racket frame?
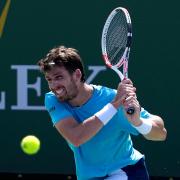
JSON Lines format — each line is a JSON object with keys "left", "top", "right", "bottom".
{"left": 101, "top": 7, "right": 135, "bottom": 115}
{"left": 101, "top": 7, "right": 132, "bottom": 81}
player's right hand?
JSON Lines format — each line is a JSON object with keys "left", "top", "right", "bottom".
{"left": 111, "top": 78, "right": 136, "bottom": 109}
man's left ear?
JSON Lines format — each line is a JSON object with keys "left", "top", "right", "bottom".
{"left": 74, "top": 69, "right": 82, "bottom": 81}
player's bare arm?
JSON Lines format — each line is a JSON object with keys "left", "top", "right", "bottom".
{"left": 54, "top": 116, "right": 103, "bottom": 147}
{"left": 142, "top": 115, "right": 167, "bottom": 141}
{"left": 114, "top": 78, "right": 167, "bottom": 141}
{"left": 54, "top": 80, "right": 136, "bottom": 147}
{"left": 122, "top": 91, "right": 167, "bottom": 141}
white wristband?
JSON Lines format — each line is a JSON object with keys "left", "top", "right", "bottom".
{"left": 95, "top": 103, "right": 117, "bottom": 125}
{"left": 133, "top": 118, "right": 152, "bottom": 135}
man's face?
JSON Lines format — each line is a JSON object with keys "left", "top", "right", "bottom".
{"left": 45, "top": 66, "right": 79, "bottom": 102}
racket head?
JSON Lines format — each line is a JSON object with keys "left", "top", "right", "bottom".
{"left": 101, "top": 7, "right": 132, "bottom": 69}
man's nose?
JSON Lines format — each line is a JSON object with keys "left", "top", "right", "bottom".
{"left": 50, "top": 81, "right": 60, "bottom": 90}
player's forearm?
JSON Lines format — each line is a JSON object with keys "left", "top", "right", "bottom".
{"left": 56, "top": 103, "right": 117, "bottom": 146}
{"left": 57, "top": 103, "right": 117, "bottom": 147}
{"left": 71, "top": 103, "right": 117, "bottom": 146}
{"left": 71, "top": 116, "right": 104, "bottom": 147}
{"left": 143, "top": 116, "right": 167, "bottom": 141}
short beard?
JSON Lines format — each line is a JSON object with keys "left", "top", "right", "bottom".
{"left": 59, "top": 79, "right": 78, "bottom": 102}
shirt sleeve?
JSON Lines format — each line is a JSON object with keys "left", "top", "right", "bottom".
{"left": 140, "top": 107, "right": 152, "bottom": 119}
{"left": 45, "top": 93, "right": 72, "bottom": 125}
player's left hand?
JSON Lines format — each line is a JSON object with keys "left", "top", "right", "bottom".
{"left": 123, "top": 93, "right": 142, "bottom": 126}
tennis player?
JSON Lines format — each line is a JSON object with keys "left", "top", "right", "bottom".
{"left": 37, "top": 45, "right": 167, "bottom": 180}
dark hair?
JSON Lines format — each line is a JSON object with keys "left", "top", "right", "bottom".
{"left": 37, "top": 45, "right": 86, "bottom": 82}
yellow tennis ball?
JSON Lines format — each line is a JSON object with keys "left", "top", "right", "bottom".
{"left": 20, "top": 135, "right": 40, "bottom": 155}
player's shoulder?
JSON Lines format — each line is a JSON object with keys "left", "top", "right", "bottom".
{"left": 44, "top": 91, "right": 68, "bottom": 111}
{"left": 91, "top": 84, "right": 116, "bottom": 96}
{"left": 45, "top": 91, "right": 56, "bottom": 99}
{"left": 45, "top": 91, "right": 58, "bottom": 105}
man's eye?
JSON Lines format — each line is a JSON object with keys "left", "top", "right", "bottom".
{"left": 56, "top": 76, "right": 63, "bottom": 79}
{"left": 46, "top": 79, "right": 51, "bottom": 82}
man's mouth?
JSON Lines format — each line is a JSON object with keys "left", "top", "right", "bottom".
{"left": 55, "top": 88, "right": 64, "bottom": 96}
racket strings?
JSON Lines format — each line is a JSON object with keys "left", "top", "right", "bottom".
{"left": 106, "top": 11, "right": 128, "bottom": 66}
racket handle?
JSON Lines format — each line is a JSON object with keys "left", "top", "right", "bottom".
{"left": 127, "top": 107, "right": 135, "bottom": 115}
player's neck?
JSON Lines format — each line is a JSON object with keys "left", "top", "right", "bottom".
{"left": 68, "top": 83, "right": 93, "bottom": 107}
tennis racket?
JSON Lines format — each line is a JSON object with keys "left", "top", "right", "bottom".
{"left": 101, "top": 7, "right": 134, "bottom": 115}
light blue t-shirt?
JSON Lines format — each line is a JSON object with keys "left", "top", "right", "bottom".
{"left": 45, "top": 85, "right": 152, "bottom": 180}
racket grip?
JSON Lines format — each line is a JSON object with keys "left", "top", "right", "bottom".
{"left": 127, "top": 107, "right": 135, "bottom": 115}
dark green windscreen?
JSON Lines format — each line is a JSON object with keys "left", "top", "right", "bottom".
{"left": 0, "top": 0, "right": 179, "bottom": 177}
